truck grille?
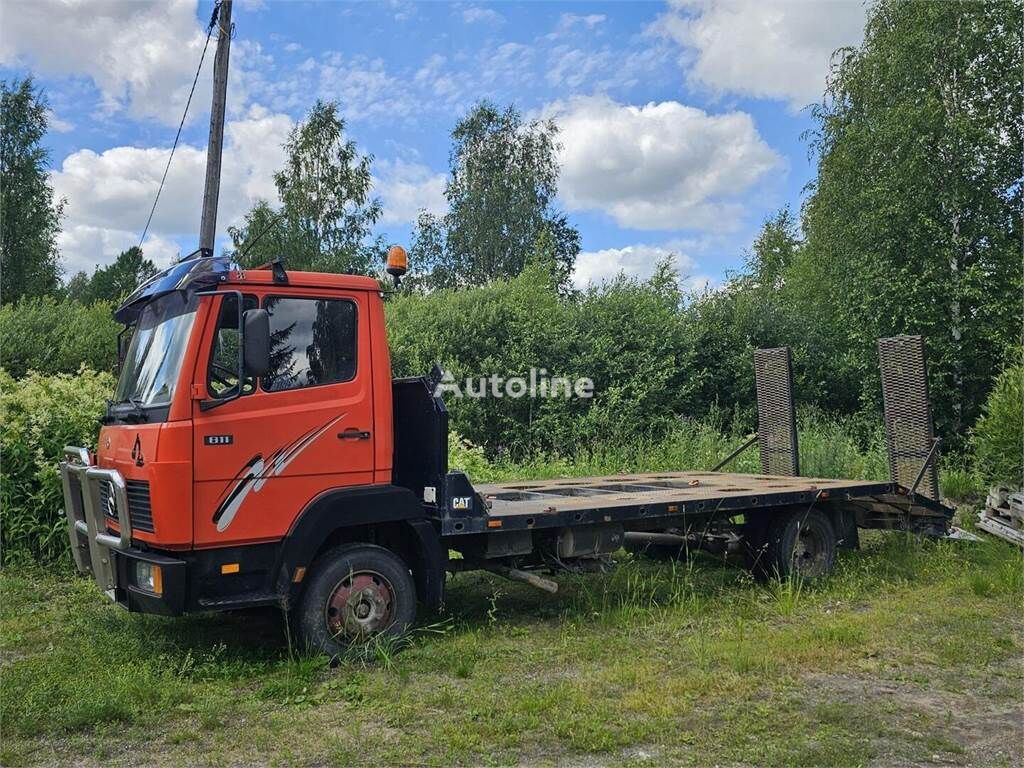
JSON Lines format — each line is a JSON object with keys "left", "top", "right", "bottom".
{"left": 126, "top": 481, "right": 155, "bottom": 532}
{"left": 100, "top": 480, "right": 155, "bottom": 533}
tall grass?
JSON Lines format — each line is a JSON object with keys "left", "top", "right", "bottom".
{"left": 451, "top": 412, "right": 887, "bottom": 484}
{"left": 796, "top": 412, "right": 887, "bottom": 480}
{"left": 566, "top": 558, "right": 707, "bottom": 626}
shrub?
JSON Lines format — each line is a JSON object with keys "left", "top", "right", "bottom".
{"left": 0, "top": 297, "right": 119, "bottom": 378}
{"left": 939, "top": 464, "right": 984, "bottom": 503}
{"left": 797, "top": 410, "right": 887, "bottom": 481}
{"left": 0, "top": 367, "right": 115, "bottom": 564}
{"left": 971, "top": 356, "right": 1024, "bottom": 487}
{"left": 447, "top": 431, "right": 492, "bottom": 479}
{"left": 444, "top": 413, "right": 884, "bottom": 486}
{"left": 386, "top": 264, "right": 692, "bottom": 458}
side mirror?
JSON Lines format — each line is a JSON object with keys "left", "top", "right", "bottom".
{"left": 242, "top": 309, "right": 270, "bottom": 378}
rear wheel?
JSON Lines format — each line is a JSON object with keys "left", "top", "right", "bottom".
{"left": 296, "top": 544, "right": 416, "bottom": 657}
{"left": 761, "top": 508, "right": 836, "bottom": 581}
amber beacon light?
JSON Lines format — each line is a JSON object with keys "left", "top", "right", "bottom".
{"left": 386, "top": 245, "right": 408, "bottom": 287}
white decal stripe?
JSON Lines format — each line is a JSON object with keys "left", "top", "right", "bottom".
{"left": 253, "top": 412, "right": 347, "bottom": 491}
{"left": 215, "top": 412, "right": 350, "bottom": 531}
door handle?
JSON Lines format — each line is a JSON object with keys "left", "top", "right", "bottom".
{"left": 337, "top": 428, "right": 371, "bottom": 440}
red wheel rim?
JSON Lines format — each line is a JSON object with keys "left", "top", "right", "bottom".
{"left": 325, "top": 570, "right": 395, "bottom": 640}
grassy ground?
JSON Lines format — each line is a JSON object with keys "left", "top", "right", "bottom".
{"left": 1, "top": 515, "right": 1021, "bottom": 767}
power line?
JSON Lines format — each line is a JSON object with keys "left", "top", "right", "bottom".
{"left": 137, "top": 2, "right": 221, "bottom": 250}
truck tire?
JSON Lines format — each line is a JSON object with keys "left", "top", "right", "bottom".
{"left": 760, "top": 508, "right": 836, "bottom": 581}
{"left": 296, "top": 543, "right": 417, "bottom": 657}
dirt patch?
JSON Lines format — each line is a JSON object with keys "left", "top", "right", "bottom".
{"left": 803, "top": 671, "right": 1023, "bottom": 767}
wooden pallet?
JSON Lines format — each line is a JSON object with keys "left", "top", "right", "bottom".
{"left": 978, "top": 486, "right": 1024, "bottom": 548}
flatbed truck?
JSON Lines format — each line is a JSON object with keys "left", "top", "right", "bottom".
{"left": 61, "top": 252, "right": 954, "bottom": 656}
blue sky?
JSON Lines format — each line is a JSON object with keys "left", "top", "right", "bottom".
{"left": 0, "top": 0, "right": 867, "bottom": 287}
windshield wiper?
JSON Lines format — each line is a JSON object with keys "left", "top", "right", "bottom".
{"left": 122, "top": 396, "right": 149, "bottom": 423}
{"left": 103, "top": 396, "right": 149, "bottom": 424}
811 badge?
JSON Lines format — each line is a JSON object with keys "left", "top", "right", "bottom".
{"left": 204, "top": 435, "right": 234, "bottom": 446}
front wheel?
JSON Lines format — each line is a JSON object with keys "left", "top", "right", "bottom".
{"left": 296, "top": 544, "right": 417, "bottom": 657}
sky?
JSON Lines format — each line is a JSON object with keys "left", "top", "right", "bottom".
{"left": 0, "top": 0, "right": 869, "bottom": 290}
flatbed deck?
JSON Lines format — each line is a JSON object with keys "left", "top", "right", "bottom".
{"left": 455, "top": 471, "right": 952, "bottom": 535}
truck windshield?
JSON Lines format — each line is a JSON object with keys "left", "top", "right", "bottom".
{"left": 115, "top": 292, "right": 199, "bottom": 407}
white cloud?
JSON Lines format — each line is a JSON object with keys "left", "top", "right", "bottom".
{"left": 462, "top": 6, "right": 504, "bottom": 25}
{"left": 572, "top": 244, "right": 713, "bottom": 291}
{"left": 52, "top": 107, "right": 293, "bottom": 274}
{"left": 546, "top": 46, "right": 608, "bottom": 89}
{"left": 386, "top": 0, "right": 418, "bottom": 22}
{"left": 543, "top": 40, "right": 672, "bottom": 92}
{"left": 559, "top": 13, "right": 607, "bottom": 30}
{"left": 45, "top": 110, "right": 74, "bottom": 133}
{"left": 654, "top": 0, "right": 866, "bottom": 110}
{"left": 59, "top": 226, "right": 182, "bottom": 276}
{"left": 548, "top": 96, "right": 782, "bottom": 231}
{"left": 0, "top": 0, "right": 217, "bottom": 125}
{"left": 315, "top": 53, "right": 417, "bottom": 120}
{"left": 413, "top": 54, "right": 462, "bottom": 102}
{"left": 481, "top": 42, "right": 534, "bottom": 84}
{"left": 374, "top": 160, "right": 447, "bottom": 226}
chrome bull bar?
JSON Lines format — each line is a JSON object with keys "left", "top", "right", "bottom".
{"left": 60, "top": 446, "right": 132, "bottom": 595}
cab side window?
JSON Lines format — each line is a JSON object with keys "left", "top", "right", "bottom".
{"left": 262, "top": 296, "right": 357, "bottom": 393}
{"left": 207, "top": 293, "right": 258, "bottom": 398}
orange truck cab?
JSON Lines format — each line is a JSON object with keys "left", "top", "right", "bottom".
{"left": 61, "top": 252, "right": 955, "bottom": 655}
{"left": 62, "top": 253, "right": 447, "bottom": 652}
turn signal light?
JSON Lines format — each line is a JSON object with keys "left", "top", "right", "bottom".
{"left": 135, "top": 561, "right": 163, "bottom": 595}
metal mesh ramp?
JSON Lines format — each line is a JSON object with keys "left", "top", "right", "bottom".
{"left": 878, "top": 335, "right": 940, "bottom": 501}
{"left": 754, "top": 347, "right": 799, "bottom": 476}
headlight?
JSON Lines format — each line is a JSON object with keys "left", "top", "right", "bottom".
{"left": 134, "top": 561, "right": 163, "bottom": 595}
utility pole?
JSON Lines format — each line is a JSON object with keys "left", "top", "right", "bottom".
{"left": 199, "top": 0, "right": 232, "bottom": 256}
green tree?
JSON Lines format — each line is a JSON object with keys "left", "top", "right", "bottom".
{"left": 64, "top": 271, "right": 90, "bottom": 302}
{"left": 66, "top": 246, "right": 157, "bottom": 304}
{"left": 744, "top": 207, "right": 801, "bottom": 290}
{"left": 971, "top": 353, "right": 1024, "bottom": 486}
{"left": 0, "top": 297, "right": 119, "bottom": 377}
{"left": 679, "top": 210, "right": 807, "bottom": 430}
{"left": 1, "top": 77, "right": 63, "bottom": 303}
{"left": 386, "top": 262, "right": 691, "bottom": 457}
{"left": 412, "top": 101, "right": 580, "bottom": 289}
{"left": 229, "top": 101, "right": 383, "bottom": 274}
{"left": 799, "top": 0, "right": 1023, "bottom": 440}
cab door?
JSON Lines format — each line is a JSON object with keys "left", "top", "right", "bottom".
{"left": 192, "top": 290, "right": 375, "bottom": 547}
